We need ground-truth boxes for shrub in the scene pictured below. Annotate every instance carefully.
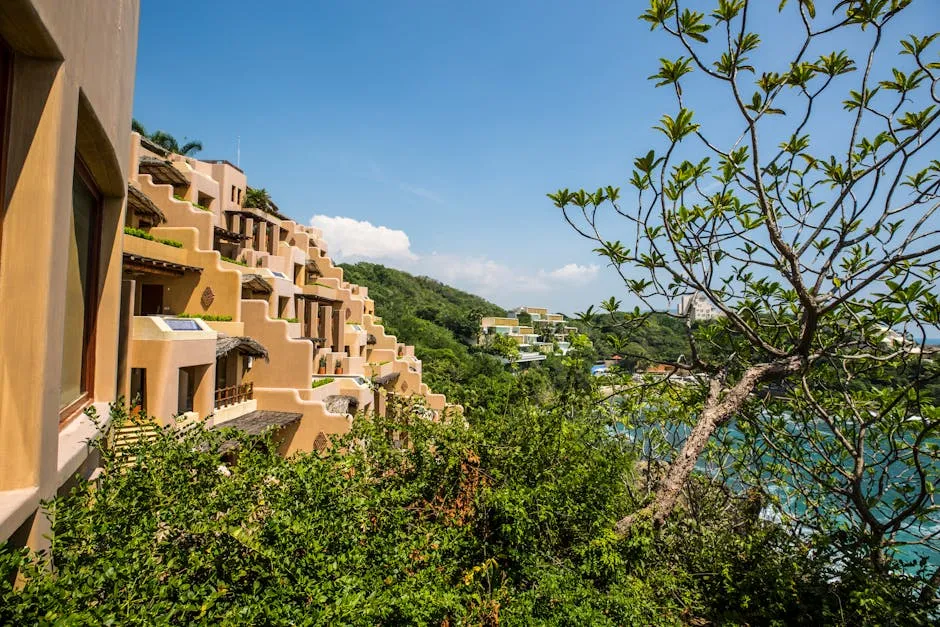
[311,377,335,389]
[172,193,210,211]
[124,225,153,240]
[178,313,233,322]
[123,226,183,248]
[220,255,247,266]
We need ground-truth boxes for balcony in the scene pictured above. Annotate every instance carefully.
[123,230,201,273]
[215,382,253,408]
[302,281,338,301]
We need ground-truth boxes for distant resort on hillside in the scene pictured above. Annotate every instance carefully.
[480,306,579,364]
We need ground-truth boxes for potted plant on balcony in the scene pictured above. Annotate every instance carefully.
[317,356,327,375]
[335,361,344,375]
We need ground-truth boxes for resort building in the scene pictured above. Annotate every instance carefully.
[480,306,579,361]
[677,292,723,322]
[123,132,450,451]
[0,0,450,552]
[0,0,141,552]
[511,306,578,354]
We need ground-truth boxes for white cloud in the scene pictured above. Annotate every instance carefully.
[423,254,550,294]
[544,263,599,282]
[310,215,418,262]
[309,215,600,305]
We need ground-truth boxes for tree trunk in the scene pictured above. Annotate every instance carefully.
[918,564,940,606]
[615,357,803,535]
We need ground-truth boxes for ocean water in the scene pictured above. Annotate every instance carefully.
[611,416,939,570]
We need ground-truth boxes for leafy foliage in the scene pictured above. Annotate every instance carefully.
[123,226,183,248]
[552,0,940,546]
[340,262,507,397]
[3,391,935,623]
[178,313,234,322]
[133,119,202,156]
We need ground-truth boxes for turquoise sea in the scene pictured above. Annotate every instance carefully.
[612,416,939,570]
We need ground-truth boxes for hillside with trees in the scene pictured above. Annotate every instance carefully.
[571,311,688,367]
[339,262,509,396]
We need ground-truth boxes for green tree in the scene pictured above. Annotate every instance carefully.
[486,332,520,362]
[550,0,940,563]
[243,186,273,212]
[132,119,202,156]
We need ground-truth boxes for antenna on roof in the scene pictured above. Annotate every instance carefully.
[235,135,241,167]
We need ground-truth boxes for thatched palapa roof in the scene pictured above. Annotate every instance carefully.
[373,372,400,386]
[127,184,166,224]
[214,225,251,243]
[210,410,302,452]
[216,335,269,361]
[139,135,170,157]
[324,395,358,415]
[138,157,189,187]
[240,273,272,295]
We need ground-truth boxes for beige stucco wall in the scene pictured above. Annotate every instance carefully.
[206,160,246,217]
[128,316,217,424]
[124,232,243,320]
[252,388,350,456]
[136,174,215,251]
[241,300,313,389]
[0,0,139,548]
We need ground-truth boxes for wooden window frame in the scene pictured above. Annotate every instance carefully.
[0,37,13,260]
[59,157,104,425]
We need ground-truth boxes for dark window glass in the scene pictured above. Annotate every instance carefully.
[130,368,147,414]
[60,163,101,415]
[0,38,12,256]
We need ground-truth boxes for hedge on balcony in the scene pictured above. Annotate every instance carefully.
[178,313,233,322]
[124,226,183,248]
[172,194,211,212]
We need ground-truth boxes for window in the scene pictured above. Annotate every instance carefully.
[139,284,163,315]
[197,191,213,211]
[178,367,197,414]
[60,159,103,420]
[129,368,147,415]
[230,185,236,202]
[0,37,12,258]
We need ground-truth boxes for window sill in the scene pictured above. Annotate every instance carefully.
[0,487,39,542]
[57,401,111,487]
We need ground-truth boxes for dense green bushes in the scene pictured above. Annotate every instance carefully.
[3,384,935,624]
[2,261,935,622]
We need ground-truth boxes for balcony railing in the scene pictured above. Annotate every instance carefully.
[215,382,253,408]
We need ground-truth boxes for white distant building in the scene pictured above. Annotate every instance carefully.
[876,325,921,354]
[480,306,576,357]
[678,293,723,322]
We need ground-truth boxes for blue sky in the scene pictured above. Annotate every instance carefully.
[133,0,938,315]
